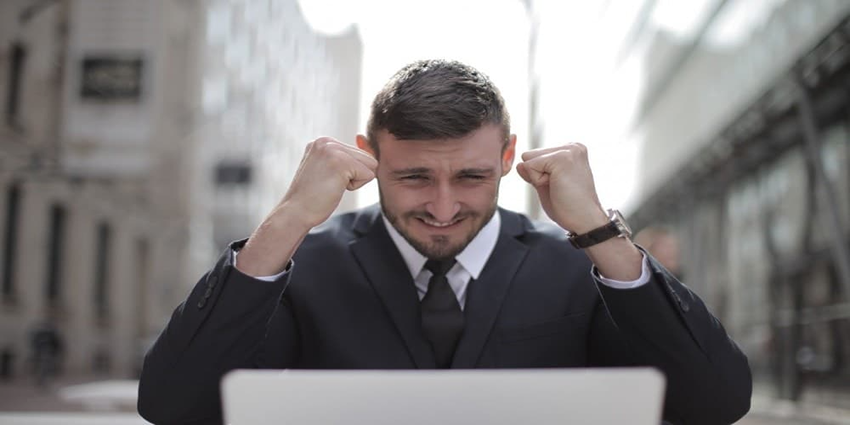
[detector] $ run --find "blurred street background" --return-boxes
[1,0,849,423]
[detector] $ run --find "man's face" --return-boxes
[358,125,516,260]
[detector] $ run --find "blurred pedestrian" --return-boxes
[635,226,682,280]
[30,321,64,388]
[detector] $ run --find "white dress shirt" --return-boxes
[381,213,501,309]
[236,210,651,306]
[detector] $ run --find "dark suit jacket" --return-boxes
[138,206,752,424]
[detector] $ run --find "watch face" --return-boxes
[610,209,632,237]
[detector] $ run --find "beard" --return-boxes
[380,190,498,261]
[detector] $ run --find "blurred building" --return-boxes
[628,0,850,410]
[528,0,850,415]
[201,0,362,251]
[0,0,361,381]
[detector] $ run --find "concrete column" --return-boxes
[64,186,96,376]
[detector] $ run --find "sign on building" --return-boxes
[80,57,144,101]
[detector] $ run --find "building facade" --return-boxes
[199,0,362,255]
[0,0,361,381]
[629,1,850,410]
[527,0,850,415]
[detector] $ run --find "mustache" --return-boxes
[403,211,478,222]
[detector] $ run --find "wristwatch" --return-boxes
[568,209,632,249]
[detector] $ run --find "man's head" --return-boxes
[356,60,517,260]
[364,59,511,156]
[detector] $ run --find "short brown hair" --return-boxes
[366,59,510,156]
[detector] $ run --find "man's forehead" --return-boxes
[389,166,497,175]
[375,124,504,146]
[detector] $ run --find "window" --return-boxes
[5,42,26,127]
[0,347,13,380]
[214,161,252,185]
[45,204,66,304]
[2,183,21,302]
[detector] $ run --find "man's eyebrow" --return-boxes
[458,168,495,175]
[391,167,431,175]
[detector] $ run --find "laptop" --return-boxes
[221,368,665,425]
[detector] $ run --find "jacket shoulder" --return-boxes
[503,210,591,267]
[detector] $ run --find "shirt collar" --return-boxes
[382,210,501,280]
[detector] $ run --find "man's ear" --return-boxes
[501,134,517,177]
[356,134,375,157]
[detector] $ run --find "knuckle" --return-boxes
[313,137,337,151]
[554,150,572,160]
[570,143,588,158]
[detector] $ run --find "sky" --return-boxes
[297,0,534,214]
[292,0,711,214]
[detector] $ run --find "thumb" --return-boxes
[519,158,551,187]
[516,162,532,184]
[346,161,376,191]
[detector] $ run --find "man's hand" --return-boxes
[237,137,377,277]
[281,137,378,229]
[516,143,642,281]
[515,143,608,234]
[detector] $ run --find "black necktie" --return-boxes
[420,259,464,368]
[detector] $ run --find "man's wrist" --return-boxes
[237,202,312,278]
[584,237,643,281]
[234,249,291,282]
[566,208,609,235]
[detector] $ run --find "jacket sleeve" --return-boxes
[591,250,752,425]
[137,240,300,424]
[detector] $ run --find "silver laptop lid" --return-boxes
[222,368,665,425]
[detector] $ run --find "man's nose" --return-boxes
[425,183,460,223]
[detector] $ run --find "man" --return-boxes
[138,60,751,424]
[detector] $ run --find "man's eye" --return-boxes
[461,175,486,180]
[401,175,426,180]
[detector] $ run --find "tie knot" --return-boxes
[424,259,456,277]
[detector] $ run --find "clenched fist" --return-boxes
[238,137,376,277]
[515,143,609,235]
[281,137,378,229]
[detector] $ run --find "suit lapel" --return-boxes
[452,209,530,368]
[349,206,437,369]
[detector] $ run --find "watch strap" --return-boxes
[569,220,622,249]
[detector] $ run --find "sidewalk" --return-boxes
[736,390,850,425]
[0,375,137,413]
[2,376,848,424]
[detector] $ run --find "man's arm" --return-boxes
[588,251,752,424]
[237,137,377,277]
[138,138,377,424]
[518,143,752,423]
[137,242,299,424]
